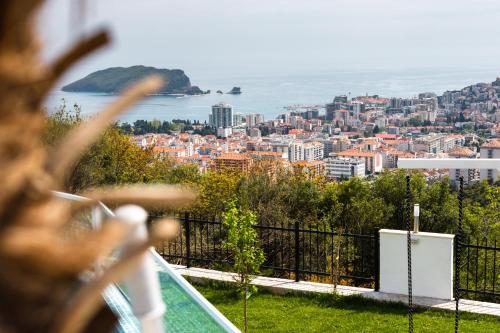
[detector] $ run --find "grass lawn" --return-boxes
[195,282,500,332]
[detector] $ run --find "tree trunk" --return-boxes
[244,285,248,333]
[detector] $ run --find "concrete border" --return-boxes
[172,265,500,317]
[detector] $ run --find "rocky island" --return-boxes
[62,65,205,95]
[227,86,242,94]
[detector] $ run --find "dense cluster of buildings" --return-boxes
[131,78,500,184]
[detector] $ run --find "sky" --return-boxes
[39,0,500,84]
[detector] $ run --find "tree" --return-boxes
[167,164,201,185]
[192,171,240,217]
[223,203,265,333]
[44,104,173,191]
[464,182,500,241]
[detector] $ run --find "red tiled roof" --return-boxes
[448,147,475,157]
[216,153,251,160]
[337,150,376,157]
[481,139,500,148]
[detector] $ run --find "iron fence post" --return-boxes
[454,177,464,333]
[294,221,300,282]
[185,212,191,268]
[405,175,414,333]
[374,227,380,291]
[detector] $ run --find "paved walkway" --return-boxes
[171,265,500,317]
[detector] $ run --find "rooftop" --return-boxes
[481,139,500,148]
[215,153,251,160]
[337,149,376,157]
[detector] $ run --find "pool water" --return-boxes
[104,252,237,332]
[157,271,225,332]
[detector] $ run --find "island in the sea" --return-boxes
[62,65,205,95]
[227,86,242,94]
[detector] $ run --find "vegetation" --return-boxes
[44,104,500,242]
[44,103,499,299]
[44,102,173,192]
[118,119,208,135]
[196,282,500,333]
[222,204,265,333]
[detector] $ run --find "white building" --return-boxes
[414,134,444,154]
[375,117,387,129]
[216,127,233,138]
[288,141,323,162]
[249,128,261,138]
[246,113,265,127]
[447,147,479,186]
[303,141,324,162]
[324,157,365,180]
[289,141,304,162]
[233,113,245,126]
[480,139,500,183]
[351,101,363,119]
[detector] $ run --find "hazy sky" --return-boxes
[40,0,500,83]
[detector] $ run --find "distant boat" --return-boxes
[227,87,241,94]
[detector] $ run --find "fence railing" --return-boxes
[457,236,499,302]
[157,213,380,289]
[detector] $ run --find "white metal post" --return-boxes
[115,205,166,333]
[413,204,420,233]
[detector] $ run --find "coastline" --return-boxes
[46,68,500,123]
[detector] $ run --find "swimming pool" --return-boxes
[104,251,239,333]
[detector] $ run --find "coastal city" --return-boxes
[129,77,500,185]
[3,1,500,332]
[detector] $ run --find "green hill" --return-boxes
[62,66,203,95]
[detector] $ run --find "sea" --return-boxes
[44,68,500,124]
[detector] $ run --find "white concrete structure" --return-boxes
[303,141,324,162]
[379,229,454,300]
[249,127,261,138]
[398,158,500,170]
[173,265,500,317]
[288,141,323,162]
[245,113,264,127]
[216,127,233,138]
[447,147,479,186]
[115,205,166,333]
[480,140,500,183]
[324,156,365,180]
[289,141,304,162]
[232,113,245,126]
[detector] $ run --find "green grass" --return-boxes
[194,282,500,333]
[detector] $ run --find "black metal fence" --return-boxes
[157,213,380,289]
[456,236,499,302]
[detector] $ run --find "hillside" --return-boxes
[62,66,203,95]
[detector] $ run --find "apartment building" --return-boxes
[209,103,233,129]
[335,150,383,175]
[413,134,444,154]
[303,141,324,162]
[324,157,365,180]
[212,153,252,173]
[289,141,304,162]
[288,141,323,162]
[480,139,500,183]
[292,160,325,179]
[246,113,265,127]
[448,147,479,186]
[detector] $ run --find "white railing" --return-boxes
[398,158,500,170]
[53,191,240,333]
[53,191,165,333]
